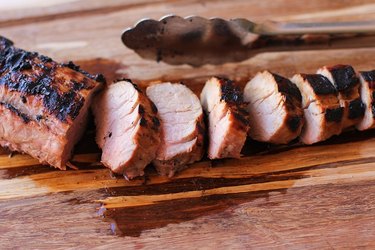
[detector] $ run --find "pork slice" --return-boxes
[0,36,103,169]
[356,70,375,131]
[92,80,160,179]
[200,77,249,159]
[317,65,365,129]
[243,71,304,144]
[146,82,205,177]
[291,74,343,144]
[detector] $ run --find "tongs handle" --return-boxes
[253,20,375,35]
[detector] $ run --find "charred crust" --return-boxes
[71,80,85,91]
[325,107,344,123]
[327,65,359,91]
[0,39,102,122]
[360,70,375,88]
[108,132,112,138]
[131,82,142,93]
[272,73,302,102]
[302,74,337,95]
[36,115,43,121]
[348,98,365,120]
[140,117,148,127]
[232,110,250,127]
[138,105,145,114]
[286,115,301,132]
[114,78,143,93]
[372,91,375,101]
[1,102,31,123]
[152,116,160,128]
[216,77,244,104]
[62,61,106,84]
[150,101,158,113]
[43,90,84,121]
[39,55,53,63]
[20,62,32,71]
[0,36,14,49]
[372,101,375,118]
[94,74,106,84]
[21,96,27,103]
[114,78,134,84]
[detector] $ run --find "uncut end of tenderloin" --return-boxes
[0,36,104,169]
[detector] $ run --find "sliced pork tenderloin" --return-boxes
[317,65,365,130]
[291,74,343,144]
[200,77,249,159]
[0,36,104,169]
[92,80,161,179]
[243,71,304,144]
[356,70,375,131]
[146,82,205,177]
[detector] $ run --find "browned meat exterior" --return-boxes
[146,82,205,177]
[0,36,103,169]
[357,70,375,131]
[243,71,304,144]
[200,77,249,159]
[317,65,365,130]
[92,80,160,179]
[291,74,343,144]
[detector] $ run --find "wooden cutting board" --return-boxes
[1,0,375,248]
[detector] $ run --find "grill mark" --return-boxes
[302,74,336,95]
[0,36,102,122]
[360,70,375,89]
[232,110,250,127]
[371,102,375,119]
[61,61,105,84]
[152,116,160,129]
[20,96,26,103]
[139,117,148,127]
[286,115,301,132]
[271,73,304,129]
[348,98,365,120]
[217,77,244,104]
[325,107,344,123]
[138,105,145,115]
[0,36,13,49]
[327,64,359,91]
[150,101,158,113]
[36,115,43,121]
[0,102,31,123]
[215,77,250,127]
[272,73,302,102]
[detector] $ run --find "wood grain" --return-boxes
[1,0,375,249]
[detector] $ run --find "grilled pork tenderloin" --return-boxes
[146,82,205,177]
[200,77,249,159]
[243,71,304,144]
[291,74,343,144]
[0,36,104,169]
[356,70,375,131]
[92,80,161,179]
[317,65,365,130]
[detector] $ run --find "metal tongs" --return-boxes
[122,15,375,66]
